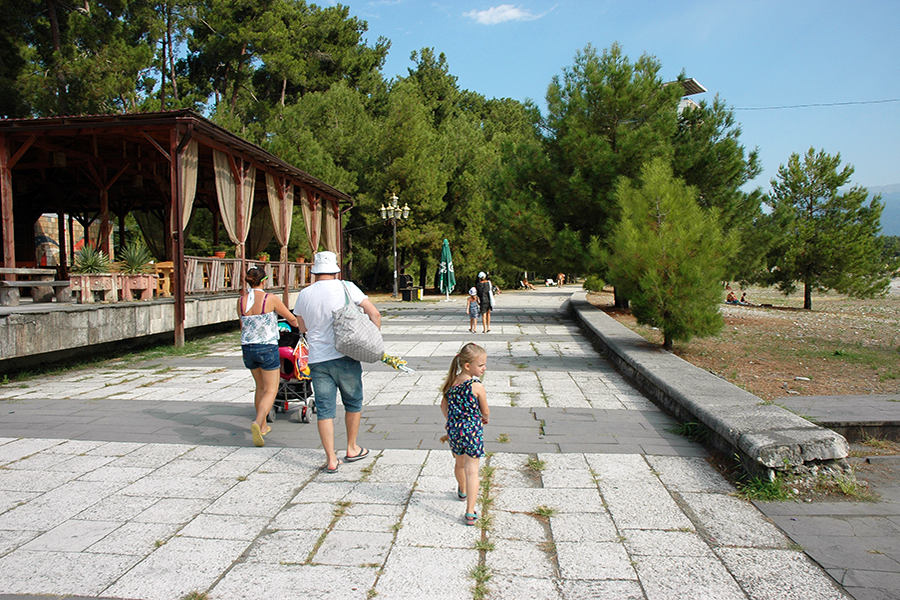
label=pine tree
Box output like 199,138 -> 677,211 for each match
764,148 -> 889,309
607,159 -> 735,350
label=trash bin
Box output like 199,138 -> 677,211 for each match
401,286 -> 422,301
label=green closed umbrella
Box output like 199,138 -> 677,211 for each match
438,239 -> 456,300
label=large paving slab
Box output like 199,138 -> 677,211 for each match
0,287 -> 854,599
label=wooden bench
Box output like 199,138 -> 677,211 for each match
0,268 -> 71,306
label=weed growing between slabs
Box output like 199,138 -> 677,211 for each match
471,457 -> 496,599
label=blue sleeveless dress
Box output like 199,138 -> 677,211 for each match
445,378 -> 484,458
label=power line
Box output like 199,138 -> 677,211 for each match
734,98 -> 900,111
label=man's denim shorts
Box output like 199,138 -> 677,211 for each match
309,356 -> 364,420
242,343 -> 280,371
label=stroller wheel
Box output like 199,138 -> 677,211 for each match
267,408 -> 276,423
300,406 -> 310,423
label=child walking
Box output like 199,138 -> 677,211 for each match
466,287 -> 480,333
441,342 -> 490,525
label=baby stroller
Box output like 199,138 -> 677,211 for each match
270,321 -> 315,423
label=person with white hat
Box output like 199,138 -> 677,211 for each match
293,251 -> 381,472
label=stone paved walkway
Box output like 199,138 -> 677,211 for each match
761,395 -> 900,600
0,288 -> 849,599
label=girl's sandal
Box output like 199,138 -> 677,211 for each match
457,488 -> 467,500
465,512 -> 478,526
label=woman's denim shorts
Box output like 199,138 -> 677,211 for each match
309,356 -> 364,420
242,343 -> 280,371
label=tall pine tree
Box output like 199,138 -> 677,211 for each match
763,148 -> 889,309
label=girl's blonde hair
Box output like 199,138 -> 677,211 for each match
441,342 -> 486,395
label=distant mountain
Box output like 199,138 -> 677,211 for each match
870,185 -> 900,237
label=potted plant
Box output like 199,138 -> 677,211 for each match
69,244 -> 117,303
115,242 -> 157,301
256,252 -> 270,262
212,244 -> 228,259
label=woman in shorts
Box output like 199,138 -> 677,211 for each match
239,267 -> 298,447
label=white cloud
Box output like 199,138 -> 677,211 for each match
463,4 -> 544,25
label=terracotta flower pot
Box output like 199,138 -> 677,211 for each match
213,251 -> 226,259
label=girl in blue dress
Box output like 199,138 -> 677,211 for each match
440,342 -> 490,525
466,287 -> 480,333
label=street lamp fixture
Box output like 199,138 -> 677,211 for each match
380,192 -> 410,298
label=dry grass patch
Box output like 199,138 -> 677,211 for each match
587,285 -> 900,401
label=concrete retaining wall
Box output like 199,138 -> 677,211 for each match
0,293 -> 299,373
568,291 -> 849,477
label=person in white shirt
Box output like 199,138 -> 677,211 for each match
293,251 -> 381,473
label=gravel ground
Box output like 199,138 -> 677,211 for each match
587,280 -> 900,401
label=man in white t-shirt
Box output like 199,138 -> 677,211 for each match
293,251 -> 381,473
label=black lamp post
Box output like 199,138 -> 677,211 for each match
380,192 -> 410,298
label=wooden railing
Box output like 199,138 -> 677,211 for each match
179,256 -> 312,295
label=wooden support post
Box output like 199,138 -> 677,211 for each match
57,211 -> 68,278
170,128 -> 186,347
0,136 -> 14,270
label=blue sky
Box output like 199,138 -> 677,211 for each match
347,0 -> 899,193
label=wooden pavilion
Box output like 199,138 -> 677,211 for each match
0,110 -> 352,344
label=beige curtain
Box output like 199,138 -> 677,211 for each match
322,199 -> 340,259
213,149 -> 255,256
180,140 -> 199,230
299,187 -> 320,257
266,173 -> 293,247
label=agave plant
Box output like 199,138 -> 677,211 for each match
71,244 -> 111,274
118,241 -> 154,274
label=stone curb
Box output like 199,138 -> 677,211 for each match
567,291 -> 849,476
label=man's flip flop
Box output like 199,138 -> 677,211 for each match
345,448 -> 370,462
251,423 -> 265,447
322,459 -> 343,473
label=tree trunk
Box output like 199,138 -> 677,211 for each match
167,5 -> 178,101
804,279 -> 812,310
663,334 -> 673,351
613,286 -> 629,309
418,253 -> 427,289
47,0 -> 68,115
230,44 -> 247,114
159,30 -> 167,110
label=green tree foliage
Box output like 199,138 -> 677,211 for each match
0,2 -> 33,117
11,0 -> 155,116
882,235 -> 900,270
763,148 -> 890,309
4,7 -> 778,295
187,0 -> 388,123
672,96 -> 764,279
606,159 -> 735,350
544,43 -> 682,246
484,98 -> 559,278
